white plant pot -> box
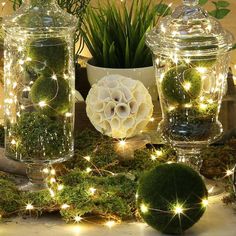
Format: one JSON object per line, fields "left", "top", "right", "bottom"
{"left": 86, "top": 61, "right": 157, "bottom": 100}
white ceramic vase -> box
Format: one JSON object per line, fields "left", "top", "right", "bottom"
{"left": 86, "top": 60, "right": 157, "bottom": 100}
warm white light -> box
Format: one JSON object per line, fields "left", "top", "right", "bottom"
{"left": 65, "top": 112, "right": 72, "bottom": 117}
{"left": 135, "top": 193, "right": 139, "bottom": 199}
{"left": 226, "top": 169, "right": 234, "bottom": 176}
{"left": 151, "top": 154, "right": 157, "bottom": 161}
{"left": 61, "top": 204, "right": 70, "bottom": 209}
{"left": 19, "top": 59, "right": 24, "bottom": 65}
{"left": 43, "top": 168, "right": 49, "bottom": 174}
{"left": 58, "top": 184, "right": 64, "bottom": 191}
{"left": 202, "top": 199, "right": 208, "bottom": 207}
{"left": 168, "top": 106, "right": 176, "bottom": 112}
{"left": 51, "top": 74, "right": 57, "bottom": 80}
{"left": 86, "top": 167, "right": 92, "bottom": 173}
{"left": 155, "top": 150, "right": 163, "bottom": 157}
{"left": 167, "top": 161, "right": 173, "bottom": 164}
{"left": 11, "top": 139, "right": 16, "bottom": 145}
{"left": 49, "top": 188, "right": 55, "bottom": 197}
{"left": 38, "top": 101, "right": 47, "bottom": 107}
{"left": 150, "top": 117, "right": 155, "bottom": 122}
{"left": 26, "top": 203, "right": 34, "bottom": 210}
{"left": 119, "top": 140, "right": 126, "bottom": 147}
{"left": 184, "top": 103, "right": 192, "bottom": 108}
{"left": 196, "top": 67, "right": 207, "bottom": 74}
{"left": 183, "top": 82, "right": 191, "bottom": 91}
{"left": 84, "top": 156, "right": 91, "bottom": 162}
{"left": 88, "top": 187, "right": 96, "bottom": 195}
{"left": 208, "top": 186, "right": 214, "bottom": 194}
{"left": 199, "top": 103, "right": 208, "bottom": 111}
{"left": 105, "top": 220, "right": 116, "bottom": 229}
{"left": 18, "top": 46, "right": 23, "bottom": 52}
{"left": 185, "top": 58, "right": 191, "bottom": 64}
{"left": 140, "top": 203, "right": 148, "bottom": 213}
{"left": 50, "top": 169, "right": 56, "bottom": 175}
{"left": 26, "top": 57, "right": 32, "bottom": 62}
{"left": 173, "top": 204, "right": 184, "bottom": 215}
{"left": 207, "top": 99, "right": 214, "bottom": 104}
{"left": 50, "top": 177, "right": 56, "bottom": 184}
{"left": 20, "top": 105, "right": 25, "bottom": 110}
{"left": 74, "top": 215, "right": 83, "bottom": 223}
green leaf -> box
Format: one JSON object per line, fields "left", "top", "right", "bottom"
{"left": 156, "top": 3, "right": 171, "bottom": 16}
{"left": 209, "top": 8, "right": 230, "bottom": 19}
{"left": 199, "top": 0, "right": 208, "bottom": 5}
{"left": 214, "top": 1, "right": 230, "bottom": 8}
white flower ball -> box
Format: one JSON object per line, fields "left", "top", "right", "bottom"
{"left": 86, "top": 75, "right": 153, "bottom": 138}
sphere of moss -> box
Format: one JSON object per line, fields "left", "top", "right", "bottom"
{"left": 27, "top": 37, "right": 68, "bottom": 74}
{"left": 162, "top": 65, "right": 202, "bottom": 104}
{"left": 30, "top": 74, "right": 70, "bottom": 116}
{"left": 137, "top": 163, "right": 208, "bottom": 235}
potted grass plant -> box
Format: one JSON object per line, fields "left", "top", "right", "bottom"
{"left": 81, "top": 0, "right": 171, "bottom": 100}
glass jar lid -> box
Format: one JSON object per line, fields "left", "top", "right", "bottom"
{"left": 146, "top": 0, "right": 234, "bottom": 57}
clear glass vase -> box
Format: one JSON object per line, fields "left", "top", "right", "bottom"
{"left": 3, "top": 0, "right": 77, "bottom": 191}
{"left": 146, "top": 0, "right": 234, "bottom": 194}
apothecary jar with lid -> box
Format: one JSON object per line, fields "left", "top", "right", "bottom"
{"left": 146, "top": 0, "right": 234, "bottom": 168}
{"left": 3, "top": 0, "right": 78, "bottom": 191}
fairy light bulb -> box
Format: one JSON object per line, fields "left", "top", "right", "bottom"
{"left": 26, "top": 203, "right": 34, "bottom": 210}
{"left": 11, "top": 139, "right": 16, "bottom": 145}
{"left": 155, "top": 150, "right": 163, "bottom": 157}
{"left": 150, "top": 117, "right": 155, "bottom": 122}
{"left": 119, "top": 140, "right": 126, "bottom": 147}
{"left": 61, "top": 204, "right": 70, "bottom": 209}
{"left": 74, "top": 216, "right": 83, "bottom": 223}
{"left": 202, "top": 199, "right": 208, "bottom": 207}
{"left": 51, "top": 74, "right": 57, "bottom": 80}
{"left": 58, "top": 184, "right": 64, "bottom": 191}
{"left": 88, "top": 187, "right": 96, "bottom": 195}
{"left": 196, "top": 67, "right": 207, "bottom": 74}
{"left": 38, "top": 101, "right": 47, "bottom": 107}
{"left": 226, "top": 169, "right": 234, "bottom": 176}
{"left": 168, "top": 106, "right": 176, "bottom": 112}
{"left": 50, "top": 169, "right": 56, "bottom": 175}
{"left": 199, "top": 103, "right": 208, "bottom": 111}
{"left": 173, "top": 203, "right": 184, "bottom": 215}
{"left": 105, "top": 220, "right": 116, "bottom": 229}
{"left": 183, "top": 82, "right": 191, "bottom": 91}
{"left": 86, "top": 167, "right": 92, "bottom": 173}
{"left": 151, "top": 154, "right": 157, "bottom": 161}
{"left": 43, "top": 168, "right": 49, "bottom": 174}
{"left": 84, "top": 156, "right": 91, "bottom": 162}
{"left": 140, "top": 203, "right": 149, "bottom": 213}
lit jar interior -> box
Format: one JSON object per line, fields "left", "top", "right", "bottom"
{"left": 146, "top": 0, "right": 234, "bottom": 150}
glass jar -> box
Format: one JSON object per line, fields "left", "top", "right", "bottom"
{"left": 146, "top": 0, "right": 234, "bottom": 169}
{"left": 3, "top": 0, "right": 77, "bottom": 191}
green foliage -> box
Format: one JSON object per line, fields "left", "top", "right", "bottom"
{"left": 0, "top": 129, "right": 235, "bottom": 223}
{"left": 209, "top": 0, "right": 231, "bottom": 19}
{"left": 81, "top": 0, "right": 170, "bottom": 68}
{"left": 30, "top": 75, "right": 70, "bottom": 116}
{"left": 161, "top": 65, "right": 202, "bottom": 104}
{"left": 6, "top": 112, "right": 72, "bottom": 160}
{"left": 137, "top": 163, "right": 208, "bottom": 234}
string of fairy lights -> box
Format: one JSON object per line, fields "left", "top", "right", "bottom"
{"left": 9, "top": 139, "right": 232, "bottom": 228}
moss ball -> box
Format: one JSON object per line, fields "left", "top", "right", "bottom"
{"left": 30, "top": 74, "right": 70, "bottom": 116}
{"left": 162, "top": 65, "right": 202, "bottom": 104}
{"left": 137, "top": 163, "right": 208, "bottom": 235}
{"left": 27, "top": 37, "right": 68, "bottom": 74}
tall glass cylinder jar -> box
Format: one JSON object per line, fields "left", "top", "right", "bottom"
{"left": 146, "top": 0, "right": 234, "bottom": 169}
{"left": 3, "top": 0, "right": 77, "bottom": 191}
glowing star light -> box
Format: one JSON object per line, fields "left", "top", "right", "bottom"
{"left": 226, "top": 169, "right": 234, "bottom": 177}
{"left": 202, "top": 199, "right": 208, "bottom": 207}
{"left": 119, "top": 140, "right": 126, "bottom": 147}
{"left": 196, "top": 67, "right": 207, "bottom": 74}
{"left": 140, "top": 203, "right": 149, "bottom": 213}
{"left": 105, "top": 220, "right": 116, "bottom": 229}
{"left": 151, "top": 154, "right": 157, "bottom": 161}
{"left": 84, "top": 156, "right": 91, "bottom": 162}
{"left": 173, "top": 204, "right": 184, "bottom": 215}
{"left": 38, "top": 101, "right": 47, "bottom": 107}
{"left": 51, "top": 74, "right": 57, "bottom": 80}
{"left": 61, "top": 204, "right": 70, "bottom": 210}
{"left": 26, "top": 203, "right": 34, "bottom": 210}
{"left": 183, "top": 82, "right": 191, "bottom": 91}
{"left": 74, "top": 216, "right": 83, "bottom": 223}
{"left": 88, "top": 187, "right": 96, "bottom": 195}
{"left": 58, "top": 184, "right": 64, "bottom": 191}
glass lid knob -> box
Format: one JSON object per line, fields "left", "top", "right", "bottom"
{"left": 183, "top": 0, "right": 199, "bottom": 6}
